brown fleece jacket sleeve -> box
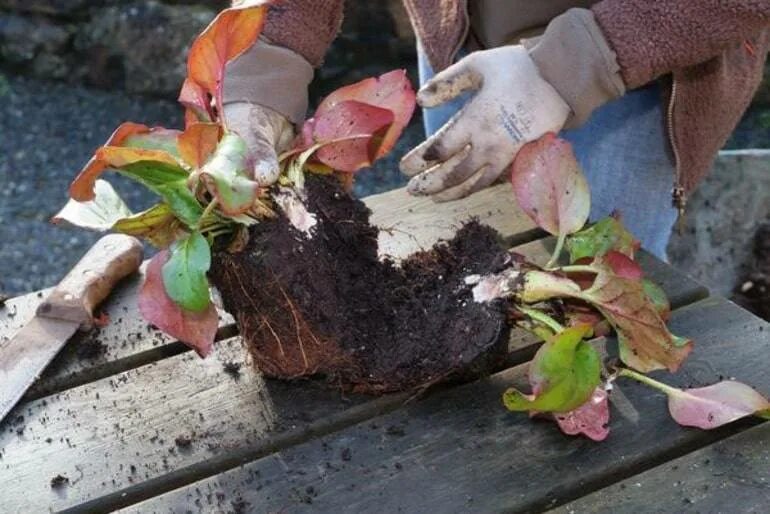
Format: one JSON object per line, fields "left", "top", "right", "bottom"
{"left": 259, "top": 0, "right": 345, "bottom": 67}
{"left": 592, "top": 0, "right": 770, "bottom": 89}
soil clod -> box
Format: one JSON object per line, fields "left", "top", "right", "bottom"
{"left": 50, "top": 474, "right": 69, "bottom": 488}
{"left": 210, "top": 175, "right": 511, "bottom": 394}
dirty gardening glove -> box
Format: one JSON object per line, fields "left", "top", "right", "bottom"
{"left": 222, "top": 40, "right": 314, "bottom": 186}
{"left": 400, "top": 45, "right": 570, "bottom": 202}
{"left": 223, "top": 102, "right": 295, "bottom": 186}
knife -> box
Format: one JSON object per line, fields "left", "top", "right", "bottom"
{"left": 0, "top": 234, "right": 143, "bottom": 423}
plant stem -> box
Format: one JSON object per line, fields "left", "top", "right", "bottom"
{"left": 518, "top": 306, "right": 565, "bottom": 333}
{"left": 196, "top": 199, "right": 219, "bottom": 231}
{"left": 618, "top": 368, "right": 680, "bottom": 396}
{"left": 554, "top": 265, "right": 599, "bottom": 274}
{"left": 546, "top": 233, "right": 566, "bottom": 269}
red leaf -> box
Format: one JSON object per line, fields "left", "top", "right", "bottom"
{"left": 186, "top": 4, "right": 268, "bottom": 121}
{"left": 668, "top": 381, "right": 770, "bottom": 429}
{"left": 139, "top": 251, "right": 218, "bottom": 357}
{"left": 554, "top": 387, "right": 610, "bottom": 441}
{"left": 303, "top": 100, "right": 395, "bottom": 172}
{"left": 178, "top": 123, "right": 222, "bottom": 168}
{"left": 605, "top": 250, "right": 643, "bottom": 280}
{"left": 315, "top": 70, "right": 416, "bottom": 159}
{"left": 510, "top": 133, "right": 590, "bottom": 238}
{"left": 179, "top": 78, "right": 213, "bottom": 126}
{"left": 70, "top": 122, "right": 151, "bottom": 201}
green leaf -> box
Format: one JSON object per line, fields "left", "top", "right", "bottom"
{"left": 112, "top": 203, "right": 182, "bottom": 248}
{"left": 199, "top": 133, "right": 260, "bottom": 215}
{"left": 566, "top": 216, "right": 638, "bottom": 263}
{"left": 642, "top": 279, "right": 670, "bottom": 319}
{"left": 161, "top": 232, "right": 211, "bottom": 312}
{"left": 123, "top": 129, "right": 182, "bottom": 158}
{"left": 503, "top": 325, "right": 601, "bottom": 413}
{"left": 117, "top": 162, "right": 203, "bottom": 227}
{"left": 52, "top": 179, "right": 132, "bottom": 231}
{"left": 117, "top": 161, "right": 189, "bottom": 187}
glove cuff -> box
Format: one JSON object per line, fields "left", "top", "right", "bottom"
{"left": 525, "top": 8, "right": 626, "bottom": 129}
{"left": 224, "top": 39, "right": 314, "bottom": 124}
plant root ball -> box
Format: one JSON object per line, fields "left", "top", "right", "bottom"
{"left": 209, "top": 175, "right": 511, "bottom": 394}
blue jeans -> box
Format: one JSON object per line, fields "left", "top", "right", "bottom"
{"left": 418, "top": 48, "right": 678, "bottom": 260}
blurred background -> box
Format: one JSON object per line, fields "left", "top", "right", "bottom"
{"left": 0, "top": 1, "right": 767, "bottom": 318}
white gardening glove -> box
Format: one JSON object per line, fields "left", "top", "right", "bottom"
{"left": 223, "top": 102, "right": 295, "bottom": 186}
{"left": 400, "top": 46, "right": 570, "bottom": 202}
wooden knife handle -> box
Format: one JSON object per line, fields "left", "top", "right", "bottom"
{"left": 36, "top": 234, "right": 144, "bottom": 330}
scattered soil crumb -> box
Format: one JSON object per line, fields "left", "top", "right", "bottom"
{"left": 341, "top": 447, "right": 352, "bottom": 461}
{"left": 174, "top": 435, "right": 193, "bottom": 448}
{"left": 223, "top": 361, "right": 242, "bottom": 379}
{"left": 77, "top": 339, "right": 107, "bottom": 360}
{"left": 385, "top": 425, "right": 406, "bottom": 437}
{"left": 50, "top": 475, "right": 69, "bottom": 488}
{"left": 231, "top": 500, "right": 249, "bottom": 514}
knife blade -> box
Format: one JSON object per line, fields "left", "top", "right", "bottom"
{"left": 0, "top": 234, "right": 143, "bottom": 423}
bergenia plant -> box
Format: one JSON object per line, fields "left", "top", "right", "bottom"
{"left": 476, "top": 133, "right": 770, "bottom": 440}
{"left": 53, "top": 2, "right": 415, "bottom": 357}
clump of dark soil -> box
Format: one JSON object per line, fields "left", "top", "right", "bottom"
{"left": 50, "top": 474, "right": 69, "bottom": 488}
{"left": 210, "top": 175, "right": 512, "bottom": 394}
{"left": 734, "top": 222, "right": 770, "bottom": 321}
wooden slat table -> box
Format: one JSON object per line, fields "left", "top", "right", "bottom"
{"left": 0, "top": 183, "right": 766, "bottom": 514}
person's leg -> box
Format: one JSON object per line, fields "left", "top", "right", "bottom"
{"left": 561, "top": 83, "right": 677, "bottom": 260}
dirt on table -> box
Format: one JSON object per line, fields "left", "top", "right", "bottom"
{"left": 210, "top": 175, "right": 512, "bottom": 394}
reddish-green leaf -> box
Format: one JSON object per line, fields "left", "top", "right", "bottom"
{"left": 565, "top": 214, "right": 639, "bottom": 263}
{"left": 139, "top": 251, "right": 218, "bottom": 357}
{"left": 123, "top": 128, "right": 182, "bottom": 157}
{"left": 503, "top": 324, "right": 600, "bottom": 413}
{"left": 554, "top": 387, "right": 610, "bottom": 441}
{"left": 314, "top": 70, "right": 416, "bottom": 160}
{"left": 301, "top": 100, "right": 395, "bottom": 172}
{"left": 112, "top": 203, "right": 182, "bottom": 248}
{"left": 200, "top": 132, "right": 260, "bottom": 215}
{"left": 642, "top": 278, "right": 671, "bottom": 320}
{"left": 510, "top": 133, "right": 590, "bottom": 241}
{"left": 70, "top": 122, "right": 151, "bottom": 201}
{"left": 604, "top": 250, "right": 643, "bottom": 280}
{"left": 668, "top": 381, "right": 770, "bottom": 429}
{"left": 53, "top": 179, "right": 132, "bottom": 231}
{"left": 577, "top": 260, "right": 692, "bottom": 373}
{"left": 186, "top": 3, "right": 268, "bottom": 121}
{"left": 162, "top": 231, "right": 212, "bottom": 313}
{"left": 178, "top": 122, "right": 222, "bottom": 169}
{"left": 179, "top": 78, "right": 213, "bottom": 127}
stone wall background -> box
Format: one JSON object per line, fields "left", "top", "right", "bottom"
{"left": 0, "top": 0, "right": 416, "bottom": 98}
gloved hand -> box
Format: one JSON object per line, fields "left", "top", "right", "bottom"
{"left": 223, "top": 102, "right": 295, "bottom": 186}
{"left": 400, "top": 45, "right": 570, "bottom": 202}
{"left": 222, "top": 39, "right": 314, "bottom": 186}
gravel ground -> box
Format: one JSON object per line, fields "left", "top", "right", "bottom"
{"left": 0, "top": 74, "right": 420, "bottom": 296}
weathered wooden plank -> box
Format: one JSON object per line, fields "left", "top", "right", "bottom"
{"left": 366, "top": 183, "right": 539, "bottom": 259}
{"left": 121, "top": 297, "right": 769, "bottom": 514}
{"left": 0, "top": 336, "right": 406, "bottom": 513}
{"left": 548, "top": 421, "right": 770, "bottom": 514}
{"left": 0, "top": 267, "right": 236, "bottom": 402}
{"left": 513, "top": 238, "right": 710, "bottom": 309}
